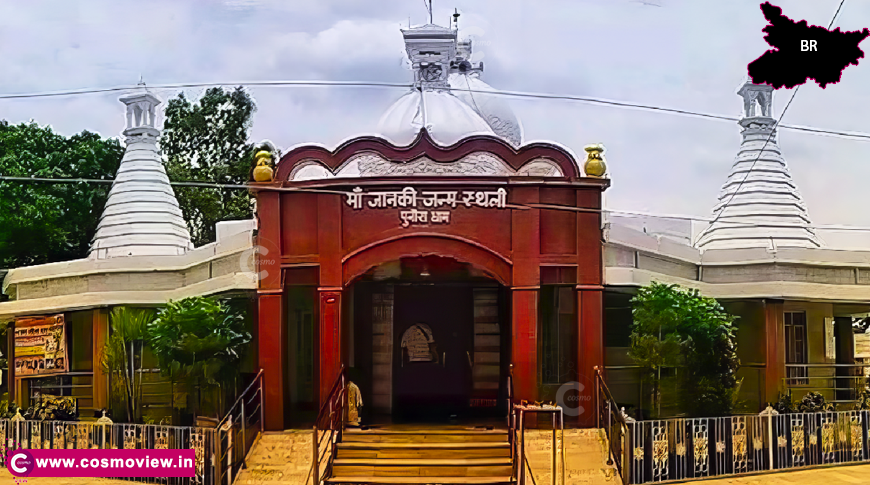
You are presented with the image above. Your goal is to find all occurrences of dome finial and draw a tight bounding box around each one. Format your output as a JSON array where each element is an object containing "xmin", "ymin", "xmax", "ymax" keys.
[{"xmin": 583, "ymin": 144, "xmax": 607, "ymax": 178}]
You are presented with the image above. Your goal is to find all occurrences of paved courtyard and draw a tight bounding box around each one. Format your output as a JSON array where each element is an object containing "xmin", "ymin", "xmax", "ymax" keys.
[{"xmin": 681, "ymin": 463, "xmax": 870, "ymax": 484}]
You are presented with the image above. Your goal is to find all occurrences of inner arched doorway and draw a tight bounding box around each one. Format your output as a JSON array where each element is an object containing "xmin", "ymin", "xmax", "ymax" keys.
[{"xmin": 348, "ymin": 255, "xmax": 511, "ymax": 423}]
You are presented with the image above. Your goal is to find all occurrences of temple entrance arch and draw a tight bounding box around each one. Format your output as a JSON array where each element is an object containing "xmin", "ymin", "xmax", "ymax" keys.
[{"xmin": 348, "ymin": 255, "xmax": 510, "ymax": 423}]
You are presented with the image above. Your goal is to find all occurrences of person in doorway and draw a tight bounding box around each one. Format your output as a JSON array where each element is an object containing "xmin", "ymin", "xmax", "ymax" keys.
[{"xmin": 346, "ymin": 380, "xmax": 363, "ymax": 427}]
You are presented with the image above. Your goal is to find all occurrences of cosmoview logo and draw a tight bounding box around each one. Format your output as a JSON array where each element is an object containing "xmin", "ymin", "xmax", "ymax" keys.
[
  {"xmin": 555, "ymin": 381, "xmax": 593, "ymax": 417},
  {"xmin": 8, "ymin": 450, "xmax": 35, "ymax": 477},
  {"xmin": 239, "ymin": 244, "xmax": 274, "ymax": 282}
]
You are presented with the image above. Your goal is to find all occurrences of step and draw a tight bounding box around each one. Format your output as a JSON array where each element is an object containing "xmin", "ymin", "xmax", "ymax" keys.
[
  {"xmin": 339, "ymin": 441, "xmax": 510, "ymax": 449},
  {"xmin": 337, "ymin": 441, "xmax": 510, "ymax": 459},
  {"xmin": 331, "ymin": 464, "xmax": 513, "ymax": 478},
  {"xmin": 342, "ymin": 430, "xmax": 508, "ymax": 443},
  {"xmin": 325, "ymin": 477, "xmax": 514, "ymax": 484},
  {"xmin": 335, "ymin": 458, "xmax": 512, "ymax": 466}
]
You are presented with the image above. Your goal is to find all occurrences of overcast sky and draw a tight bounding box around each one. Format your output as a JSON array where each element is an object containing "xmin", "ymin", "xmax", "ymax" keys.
[{"xmin": 2, "ymin": 0, "xmax": 870, "ymax": 248}]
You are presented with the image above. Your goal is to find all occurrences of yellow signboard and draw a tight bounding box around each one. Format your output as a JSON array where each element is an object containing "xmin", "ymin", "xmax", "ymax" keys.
[{"xmin": 14, "ymin": 314, "xmax": 68, "ymax": 377}]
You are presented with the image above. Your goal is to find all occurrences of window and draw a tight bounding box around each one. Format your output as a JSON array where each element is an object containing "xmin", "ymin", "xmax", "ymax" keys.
[
  {"xmin": 785, "ymin": 311, "xmax": 808, "ymax": 385},
  {"xmin": 540, "ymin": 286, "xmax": 577, "ymax": 385}
]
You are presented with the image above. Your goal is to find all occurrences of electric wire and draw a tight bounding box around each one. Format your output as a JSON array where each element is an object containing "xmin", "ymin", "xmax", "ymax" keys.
[
  {"xmin": 5, "ymin": 174, "xmax": 870, "ymax": 234},
  {"xmin": 2, "ymin": 82, "xmax": 870, "ymax": 141}
]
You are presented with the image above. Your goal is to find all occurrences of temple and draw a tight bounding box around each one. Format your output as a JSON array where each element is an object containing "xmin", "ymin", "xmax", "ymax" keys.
[
  {"xmin": 4, "ymin": 12, "xmax": 870, "ymax": 481},
  {"xmin": 253, "ymin": 18, "xmax": 605, "ymax": 428}
]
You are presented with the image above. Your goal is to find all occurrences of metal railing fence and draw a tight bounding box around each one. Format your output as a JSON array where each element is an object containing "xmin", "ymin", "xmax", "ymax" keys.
[
  {"xmin": 625, "ymin": 409, "xmax": 870, "ymax": 483},
  {"xmin": 0, "ymin": 418, "xmax": 216, "ymax": 485}
]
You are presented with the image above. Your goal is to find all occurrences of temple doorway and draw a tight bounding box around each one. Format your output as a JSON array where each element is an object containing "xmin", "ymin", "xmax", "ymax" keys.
[{"xmin": 350, "ymin": 256, "xmax": 509, "ymax": 423}]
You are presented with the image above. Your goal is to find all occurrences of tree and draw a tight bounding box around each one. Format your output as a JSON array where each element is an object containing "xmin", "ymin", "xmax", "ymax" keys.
[
  {"xmin": 0, "ymin": 121, "xmax": 124, "ymax": 268},
  {"xmin": 100, "ymin": 307, "xmax": 156, "ymax": 423},
  {"xmin": 629, "ymin": 282, "xmax": 740, "ymax": 418},
  {"xmin": 148, "ymin": 296, "xmax": 251, "ymax": 418},
  {"xmin": 161, "ymin": 87, "xmax": 257, "ymax": 246}
]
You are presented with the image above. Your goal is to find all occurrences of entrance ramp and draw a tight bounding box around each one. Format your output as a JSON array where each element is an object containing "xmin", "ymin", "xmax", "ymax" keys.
[
  {"xmin": 522, "ymin": 428, "xmax": 618, "ymax": 485},
  {"xmin": 231, "ymin": 430, "xmax": 313, "ymax": 484},
  {"xmin": 328, "ymin": 425, "xmax": 513, "ymax": 484}
]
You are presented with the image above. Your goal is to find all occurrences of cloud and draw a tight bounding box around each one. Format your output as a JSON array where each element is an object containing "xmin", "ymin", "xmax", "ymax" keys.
[{"xmin": 1, "ymin": 0, "xmax": 869, "ymax": 247}]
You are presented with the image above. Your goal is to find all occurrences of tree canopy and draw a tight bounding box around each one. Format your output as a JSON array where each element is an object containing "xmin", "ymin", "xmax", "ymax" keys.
[
  {"xmin": 0, "ymin": 120, "xmax": 124, "ymax": 268},
  {"xmin": 161, "ymin": 87, "xmax": 257, "ymax": 247},
  {"xmin": 629, "ymin": 282, "xmax": 740, "ymax": 418}
]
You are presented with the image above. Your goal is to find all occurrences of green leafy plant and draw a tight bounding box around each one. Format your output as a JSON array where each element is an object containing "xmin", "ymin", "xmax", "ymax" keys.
[
  {"xmin": 23, "ymin": 395, "xmax": 77, "ymax": 421},
  {"xmin": 772, "ymin": 390, "xmax": 796, "ymax": 414},
  {"xmin": 797, "ymin": 391, "xmax": 835, "ymax": 413},
  {"xmin": 161, "ymin": 87, "xmax": 257, "ymax": 246},
  {"xmin": 148, "ymin": 296, "xmax": 251, "ymax": 418},
  {"xmin": 99, "ymin": 307, "xmax": 156, "ymax": 422},
  {"xmin": 629, "ymin": 282, "xmax": 740, "ymax": 418}
]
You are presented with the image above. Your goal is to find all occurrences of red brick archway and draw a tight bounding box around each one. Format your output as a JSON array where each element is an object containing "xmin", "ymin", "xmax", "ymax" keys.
[
  {"xmin": 251, "ymin": 132, "xmax": 608, "ymax": 430},
  {"xmin": 342, "ymin": 234, "xmax": 512, "ymax": 287}
]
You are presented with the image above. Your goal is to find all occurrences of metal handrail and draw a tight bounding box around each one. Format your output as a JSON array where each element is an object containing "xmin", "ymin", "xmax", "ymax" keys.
[
  {"xmin": 217, "ymin": 369, "xmax": 264, "ymax": 429},
  {"xmin": 594, "ymin": 366, "xmax": 629, "ymax": 485},
  {"xmin": 312, "ymin": 365, "xmax": 347, "ymax": 485},
  {"xmin": 507, "ymin": 366, "xmax": 516, "ymax": 481},
  {"xmin": 215, "ymin": 370, "xmax": 265, "ymax": 485},
  {"xmin": 315, "ymin": 364, "xmax": 347, "ymax": 428}
]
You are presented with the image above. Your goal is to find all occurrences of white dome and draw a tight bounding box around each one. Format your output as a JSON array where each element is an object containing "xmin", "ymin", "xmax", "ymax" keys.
[
  {"xmin": 448, "ymin": 73, "xmax": 524, "ymax": 147},
  {"xmin": 377, "ymin": 89, "xmax": 495, "ymax": 146}
]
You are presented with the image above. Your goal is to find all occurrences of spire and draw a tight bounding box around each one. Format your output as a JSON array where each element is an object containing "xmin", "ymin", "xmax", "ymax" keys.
[
  {"xmin": 694, "ymin": 81, "xmax": 822, "ymax": 250},
  {"xmin": 401, "ymin": 20, "xmax": 456, "ymax": 90},
  {"xmin": 88, "ymin": 84, "xmax": 193, "ymax": 259}
]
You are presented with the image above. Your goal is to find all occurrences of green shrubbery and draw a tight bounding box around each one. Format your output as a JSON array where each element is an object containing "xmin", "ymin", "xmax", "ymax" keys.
[
  {"xmin": 629, "ymin": 282, "xmax": 741, "ymax": 418},
  {"xmin": 98, "ymin": 296, "xmax": 251, "ymax": 423}
]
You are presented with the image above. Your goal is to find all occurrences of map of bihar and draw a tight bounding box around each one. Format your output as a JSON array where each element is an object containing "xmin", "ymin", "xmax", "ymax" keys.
[{"xmin": 748, "ymin": 2, "xmax": 870, "ymax": 89}]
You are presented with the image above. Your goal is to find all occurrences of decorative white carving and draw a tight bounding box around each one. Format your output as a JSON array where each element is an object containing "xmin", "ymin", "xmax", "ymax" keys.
[{"xmin": 348, "ymin": 151, "xmax": 562, "ymax": 178}]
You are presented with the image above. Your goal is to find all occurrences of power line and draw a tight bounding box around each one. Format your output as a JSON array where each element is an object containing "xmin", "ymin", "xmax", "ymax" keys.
[
  {"xmin": 0, "ymin": 81, "xmax": 413, "ymax": 100},
  {"xmin": 3, "ymin": 80, "xmax": 870, "ymax": 142},
  {"xmin": 6, "ymin": 174, "xmax": 870, "ymax": 234},
  {"xmin": 694, "ymin": 0, "xmax": 848, "ymax": 246}
]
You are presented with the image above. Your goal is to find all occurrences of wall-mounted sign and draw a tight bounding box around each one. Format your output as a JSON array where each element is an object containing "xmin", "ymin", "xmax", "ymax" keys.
[
  {"xmin": 14, "ymin": 314, "xmax": 68, "ymax": 377},
  {"xmin": 345, "ymin": 187, "xmax": 507, "ymax": 227}
]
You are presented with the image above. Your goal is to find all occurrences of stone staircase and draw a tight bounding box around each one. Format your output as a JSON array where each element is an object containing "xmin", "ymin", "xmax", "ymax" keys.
[
  {"xmin": 232, "ymin": 427, "xmax": 619, "ymax": 485},
  {"xmin": 326, "ymin": 426, "xmax": 514, "ymax": 484}
]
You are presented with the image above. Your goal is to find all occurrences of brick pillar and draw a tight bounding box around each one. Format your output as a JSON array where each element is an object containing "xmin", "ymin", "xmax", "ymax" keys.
[
  {"xmin": 510, "ymin": 187, "xmax": 540, "ymax": 406},
  {"xmin": 92, "ymin": 308, "xmax": 110, "ymax": 411},
  {"xmin": 317, "ymin": 192, "xmax": 344, "ymax": 407},
  {"xmin": 319, "ymin": 290, "xmax": 342, "ymax": 403},
  {"xmin": 256, "ymin": 189, "xmax": 285, "ymax": 430},
  {"xmin": 576, "ymin": 188, "xmax": 604, "ymax": 428},
  {"xmin": 764, "ymin": 300, "xmax": 785, "ymax": 405}
]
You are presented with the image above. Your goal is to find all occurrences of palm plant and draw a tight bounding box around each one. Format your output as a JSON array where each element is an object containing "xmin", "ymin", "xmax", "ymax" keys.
[{"xmin": 99, "ymin": 307, "xmax": 156, "ymax": 422}]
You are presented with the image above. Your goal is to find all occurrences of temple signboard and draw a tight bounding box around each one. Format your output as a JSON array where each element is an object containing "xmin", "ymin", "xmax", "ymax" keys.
[
  {"xmin": 345, "ymin": 186, "xmax": 507, "ymax": 228},
  {"xmin": 14, "ymin": 314, "xmax": 68, "ymax": 377}
]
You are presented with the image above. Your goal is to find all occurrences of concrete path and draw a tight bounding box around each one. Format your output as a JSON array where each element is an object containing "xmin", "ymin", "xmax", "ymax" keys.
[{"xmin": 680, "ymin": 463, "xmax": 870, "ymax": 484}]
